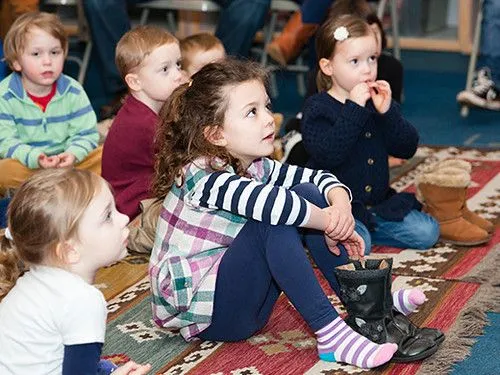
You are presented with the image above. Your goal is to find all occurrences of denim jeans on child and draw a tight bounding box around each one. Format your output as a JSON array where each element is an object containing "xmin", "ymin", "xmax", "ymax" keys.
[{"xmin": 355, "ymin": 209, "xmax": 440, "ymax": 254}]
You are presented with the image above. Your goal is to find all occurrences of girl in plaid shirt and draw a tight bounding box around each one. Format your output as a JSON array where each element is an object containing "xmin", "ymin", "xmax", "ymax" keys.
[{"xmin": 150, "ymin": 58, "xmax": 398, "ymax": 369}]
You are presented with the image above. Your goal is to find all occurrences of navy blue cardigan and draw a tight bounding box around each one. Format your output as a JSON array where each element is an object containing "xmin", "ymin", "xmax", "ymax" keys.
[{"xmin": 302, "ymin": 92, "xmax": 421, "ymax": 229}]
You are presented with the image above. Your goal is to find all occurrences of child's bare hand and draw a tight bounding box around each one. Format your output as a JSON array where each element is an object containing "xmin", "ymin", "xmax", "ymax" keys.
[
  {"xmin": 324, "ymin": 233, "xmax": 339, "ymax": 255},
  {"xmin": 341, "ymin": 231, "xmax": 365, "ymax": 259},
  {"xmin": 113, "ymin": 361, "xmax": 152, "ymax": 375},
  {"xmin": 38, "ymin": 153, "xmax": 59, "ymax": 169},
  {"xmin": 56, "ymin": 152, "xmax": 76, "ymax": 168},
  {"xmin": 349, "ymin": 82, "xmax": 371, "ymax": 107},
  {"xmin": 369, "ymin": 80, "xmax": 392, "ymax": 114},
  {"xmin": 323, "ymin": 205, "xmax": 354, "ymax": 241}
]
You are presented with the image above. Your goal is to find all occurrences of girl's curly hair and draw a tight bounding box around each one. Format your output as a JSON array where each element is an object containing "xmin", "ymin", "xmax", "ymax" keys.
[{"xmin": 153, "ymin": 58, "xmax": 268, "ymax": 200}]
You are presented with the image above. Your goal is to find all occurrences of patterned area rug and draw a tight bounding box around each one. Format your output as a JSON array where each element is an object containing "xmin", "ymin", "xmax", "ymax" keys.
[{"xmin": 98, "ymin": 147, "xmax": 499, "ymax": 374}]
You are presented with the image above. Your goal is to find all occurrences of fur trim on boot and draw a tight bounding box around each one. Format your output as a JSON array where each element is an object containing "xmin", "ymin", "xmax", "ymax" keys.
[
  {"xmin": 436, "ymin": 162, "xmax": 494, "ymax": 233},
  {"xmin": 416, "ymin": 168, "xmax": 491, "ymax": 246},
  {"xmin": 420, "ymin": 159, "xmax": 472, "ymax": 175},
  {"xmin": 418, "ymin": 163, "xmax": 494, "ymax": 233}
]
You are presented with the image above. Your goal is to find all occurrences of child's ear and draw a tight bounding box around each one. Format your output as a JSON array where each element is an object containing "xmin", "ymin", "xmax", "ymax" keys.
[
  {"xmin": 55, "ymin": 241, "xmax": 80, "ymax": 265},
  {"xmin": 319, "ymin": 57, "xmax": 334, "ymax": 76},
  {"xmin": 12, "ymin": 60, "xmax": 22, "ymax": 72},
  {"xmin": 204, "ymin": 126, "xmax": 227, "ymax": 147},
  {"xmin": 124, "ymin": 73, "xmax": 141, "ymax": 92}
]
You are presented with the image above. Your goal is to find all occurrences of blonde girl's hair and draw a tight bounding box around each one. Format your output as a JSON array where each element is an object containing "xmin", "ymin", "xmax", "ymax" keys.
[
  {"xmin": 115, "ymin": 25, "xmax": 178, "ymax": 81},
  {"xmin": 315, "ymin": 14, "xmax": 374, "ymax": 91},
  {"xmin": 3, "ymin": 12, "xmax": 68, "ymax": 70},
  {"xmin": 153, "ymin": 58, "xmax": 268, "ymax": 200},
  {"xmin": 0, "ymin": 169, "xmax": 102, "ymax": 301},
  {"xmin": 179, "ymin": 32, "xmax": 225, "ymax": 71}
]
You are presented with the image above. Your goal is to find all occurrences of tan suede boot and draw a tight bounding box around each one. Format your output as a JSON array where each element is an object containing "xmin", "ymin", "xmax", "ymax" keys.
[
  {"xmin": 433, "ymin": 161, "xmax": 494, "ymax": 234},
  {"xmin": 417, "ymin": 167, "xmax": 491, "ymax": 246},
  {"xmin": 265, "ymin": 11, "xmax": 318, "ymax": 66}
]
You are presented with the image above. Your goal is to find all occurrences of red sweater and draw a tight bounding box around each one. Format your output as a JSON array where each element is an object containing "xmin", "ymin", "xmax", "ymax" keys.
[{"xmin": 102, "ymin": 95, "xmax": 158, "ymax": 219}]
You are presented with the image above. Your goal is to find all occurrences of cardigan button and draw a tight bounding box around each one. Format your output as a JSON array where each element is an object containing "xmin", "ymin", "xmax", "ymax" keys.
[
  {"xmin": 367, "ymin": 158, "xmax": 374, "ymax": 165},
  {"xmin": 365, "ymin": 131, "xmax": 372, "ymax": 138},
  {"xmin": 365, "ymin": 185, "xmax": 372, "ymax": 193}
]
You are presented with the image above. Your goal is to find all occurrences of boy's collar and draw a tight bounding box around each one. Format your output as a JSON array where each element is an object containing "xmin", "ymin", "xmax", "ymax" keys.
[{"xmin": 9, "ymin": 72, "xmax": 71, "ymax": 98}]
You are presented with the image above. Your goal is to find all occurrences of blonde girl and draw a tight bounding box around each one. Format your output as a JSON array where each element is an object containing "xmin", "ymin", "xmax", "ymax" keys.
[
  {"xmin": 150, "ymin": 58, "xmax": 401, "ymax": 369},
  {"xmin": 302, "ymin": 14, "xmax": 439, "ymax": 252},
  {"xmin": 0, "ymin": 169, "xmax": 150, "ymax": 375}
]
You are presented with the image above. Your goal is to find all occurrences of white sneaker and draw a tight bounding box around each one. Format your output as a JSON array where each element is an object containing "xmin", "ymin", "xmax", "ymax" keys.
[{"xmin": 457, "ymin": 67, "xmax": 500, "ymax": 110}]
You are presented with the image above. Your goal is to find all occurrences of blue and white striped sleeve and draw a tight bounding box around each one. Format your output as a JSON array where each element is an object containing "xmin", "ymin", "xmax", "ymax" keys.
[
  {"xmin": 187, "ymin": 171, "xmax": 312, "ymax": 227},
  {"xmin": 266, "ymin": 159, "xmax": 352, "ymax": 202}
]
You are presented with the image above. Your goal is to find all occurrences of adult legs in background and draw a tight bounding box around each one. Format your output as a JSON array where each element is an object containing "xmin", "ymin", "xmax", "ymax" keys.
[
  {"xmin": 214, "ymin": 0, "xmax": 272, "ymax": 58},
  {"xmin": 457, "ymin": 0, "xmax": 500, "ymax": 110},
  {"xmin": 265, "ymin": 0, "xmax": 333, "ymax": 66},
  {"xmin": 82, "ymin": 0, "xmax": 135, "ymax": 98},
  {"xmin": 479, "ymin": 0, "xmax": 500, "ymax": 86},
  {"xmin": 300, "ymin": 0, "xmax": 333, "ymax": 24}
]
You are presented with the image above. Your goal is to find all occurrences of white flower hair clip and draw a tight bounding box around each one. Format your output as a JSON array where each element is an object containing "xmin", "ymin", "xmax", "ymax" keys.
[
  {"xmin": 5, "ymin": 227, "xmax": 13, "ymax": 241},
  {"xmin": 334, "ymin": 26, "xmax": 349, "ymax": 41}
]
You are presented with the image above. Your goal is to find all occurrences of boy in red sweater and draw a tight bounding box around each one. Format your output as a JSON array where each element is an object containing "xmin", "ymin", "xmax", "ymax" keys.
[{"xmin": 102, "ymin": 25, "xmax": 186, "ymax": 252}]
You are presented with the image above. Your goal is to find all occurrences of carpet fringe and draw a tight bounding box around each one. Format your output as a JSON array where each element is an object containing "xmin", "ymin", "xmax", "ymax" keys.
[
  {"xmin": 462, "ymin": 245, "xmax": 500, "ymax": 284},
  {"xmin": 417, "ymin": 283, "xmax": 500, "ymax": 375}
]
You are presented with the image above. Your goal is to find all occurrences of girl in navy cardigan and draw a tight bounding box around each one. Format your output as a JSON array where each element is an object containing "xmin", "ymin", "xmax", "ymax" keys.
[{"xmin": 302, "ymin": 14, "xmax": 439, "ymax": 253}]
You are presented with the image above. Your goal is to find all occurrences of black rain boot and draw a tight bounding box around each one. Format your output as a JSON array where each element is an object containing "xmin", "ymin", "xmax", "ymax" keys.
[
  {"xmin": 335, "ymin": 259, "xmax": 439, "ymax": 362},
  {"xmin": 383, "ymin": 259, "xmax": 445, "ymax": 345}
]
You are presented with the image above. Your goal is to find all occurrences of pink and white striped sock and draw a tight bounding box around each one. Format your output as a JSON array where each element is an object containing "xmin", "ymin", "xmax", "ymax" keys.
[
  {"xmin": 316, "ymin": 317, "xmax": 398, "ymax": 368},
  {"xmin": 392, "ymin": 288, "xmax": 426, "ymax": 315}
]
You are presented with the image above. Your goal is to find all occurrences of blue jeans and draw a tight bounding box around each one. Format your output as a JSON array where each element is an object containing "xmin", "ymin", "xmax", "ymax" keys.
[
  {"xmin": 214, "ymin": 0, "xmax": 271, "ymax": 58},
  {"xmin": 198, "ymin": 183, "xmax": 348, "ymax": 341},
  {"xmin": 355, "ymin": 209, "xmax": 440, "ymax": 254},
  {"xmin": 83, "ymin": 0, "xmax": 271, "ymax": 95},
  {"xmin": 82, "ymin": 0, "xmax": 145, "ymax": 95},
  {"xmin": 479, "ymin": 0, "xmax": 500, "ymax": 86}
]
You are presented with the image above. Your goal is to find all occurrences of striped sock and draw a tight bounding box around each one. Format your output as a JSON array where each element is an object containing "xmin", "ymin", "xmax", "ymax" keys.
[
  {"xmin": 316, "ymin": 317, "xmax": 398, "ymax": 368},
  {"xmin": 392, "ymin": 288, "xmax": 426, "ymax": 315}
]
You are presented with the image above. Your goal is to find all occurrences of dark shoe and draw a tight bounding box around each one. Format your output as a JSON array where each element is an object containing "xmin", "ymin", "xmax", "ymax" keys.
[
  {"xmin": 392, "ymin": 310, "xmax": 445, "ymax": 345},
  {"xmin": 335, "ymin": 259, "xmax": 440, "ymax": 362},
  {"xmin": 456, "ymin": 67, "xmax": 500, "ymax": 110}
]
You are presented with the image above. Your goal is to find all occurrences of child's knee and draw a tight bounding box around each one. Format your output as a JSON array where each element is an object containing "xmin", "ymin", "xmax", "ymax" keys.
[
  {"xmin": 412, "ymin": 217, "xmax": 440, "ymax": 249},
  {"xmin": 291, "ymin": 183, "xmax": 327, "ymax": 208}
]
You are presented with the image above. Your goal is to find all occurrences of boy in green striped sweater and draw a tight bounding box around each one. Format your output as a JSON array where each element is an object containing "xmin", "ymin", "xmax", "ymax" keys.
[{"xmin": 0, "ymin": 12, "xmax": 100, "ymax": 195}]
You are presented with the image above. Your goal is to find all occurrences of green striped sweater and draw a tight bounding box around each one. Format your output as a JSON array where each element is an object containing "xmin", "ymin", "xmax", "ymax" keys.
[{"xmin": 0, "ymin": 72, "xmax": 98, "ymax": 168}]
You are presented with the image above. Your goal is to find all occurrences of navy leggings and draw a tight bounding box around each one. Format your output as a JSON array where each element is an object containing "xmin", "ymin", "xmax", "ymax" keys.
[{"xmin": 198, "ymin": 183, "xmax": 349, "ymax": 341}]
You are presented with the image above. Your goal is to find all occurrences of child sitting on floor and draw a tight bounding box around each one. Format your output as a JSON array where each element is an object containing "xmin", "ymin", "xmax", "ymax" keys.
[
  {"xmin": 149, "ymin": 58, "xmax": 404, "ymax": 369},
  {"xmin": 0, "ymin": 12, "xmax": 100, "ymax": 196},
  {"xmin": 301, "ymin": 15, "xmax": 440, "ymax": 254},
  {"xmin": 0, "ymin": 169, "xmax": 150, "ymax": 375},
  {"xmin": 179, "ymin": 32, "xmax": 225, "ymax": 77},
  {"xmin": 102, "ymin": 25, "xmax": 187, "ymax": 253}
]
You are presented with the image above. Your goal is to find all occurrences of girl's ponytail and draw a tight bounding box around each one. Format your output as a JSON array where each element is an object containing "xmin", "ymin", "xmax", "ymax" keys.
[
  {"xmin": 0, "ymin": 229, "xmax": 22, "ymax": 301},
  {"xmin": 154, "ymin": 82, "xmax": 191, "ymax": 200}
]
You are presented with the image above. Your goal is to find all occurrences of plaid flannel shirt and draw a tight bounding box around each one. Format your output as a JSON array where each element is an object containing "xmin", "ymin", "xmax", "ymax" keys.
[{"xmin": 149, "ymin": 157, "xmax": 350, "ymax": 340}]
